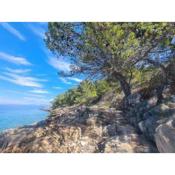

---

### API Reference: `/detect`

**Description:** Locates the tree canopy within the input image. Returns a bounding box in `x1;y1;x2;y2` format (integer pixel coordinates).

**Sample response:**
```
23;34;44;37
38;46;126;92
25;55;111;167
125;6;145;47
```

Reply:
45;22;175;99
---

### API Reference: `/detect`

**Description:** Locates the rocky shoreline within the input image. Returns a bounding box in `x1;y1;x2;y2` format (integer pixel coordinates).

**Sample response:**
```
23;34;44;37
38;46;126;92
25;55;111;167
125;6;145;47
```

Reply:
0;91;175;153
0;105;157;153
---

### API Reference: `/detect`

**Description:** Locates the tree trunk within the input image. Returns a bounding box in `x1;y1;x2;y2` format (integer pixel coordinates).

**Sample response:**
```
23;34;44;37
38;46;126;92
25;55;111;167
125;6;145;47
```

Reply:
113;72;131;97
146;59;167;104
156;67;167;105
156;85;164;105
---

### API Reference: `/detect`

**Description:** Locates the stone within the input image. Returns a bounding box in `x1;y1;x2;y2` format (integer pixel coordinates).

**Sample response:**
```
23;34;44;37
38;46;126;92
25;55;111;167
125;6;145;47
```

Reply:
120;88;175;151
0;106;157;153
103;136;135;153
155;117;175;153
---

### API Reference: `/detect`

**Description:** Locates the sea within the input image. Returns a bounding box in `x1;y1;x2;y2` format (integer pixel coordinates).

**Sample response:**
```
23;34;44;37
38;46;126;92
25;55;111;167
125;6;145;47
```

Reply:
0;105;49;132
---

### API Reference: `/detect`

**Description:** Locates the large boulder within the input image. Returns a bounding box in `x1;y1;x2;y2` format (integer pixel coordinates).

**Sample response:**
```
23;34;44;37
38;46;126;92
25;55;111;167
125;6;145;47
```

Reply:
123;91;175;152
138;103;171;141
155;116;175;153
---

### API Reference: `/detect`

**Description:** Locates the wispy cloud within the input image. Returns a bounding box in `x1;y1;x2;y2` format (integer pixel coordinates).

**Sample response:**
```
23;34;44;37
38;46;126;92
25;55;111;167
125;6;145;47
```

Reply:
67;77;82;83
0;52;31;65
28;23;46;38
0;89;53;105
5;67;31;74
58;77;82;85
59;77;72;85
30;89;49;94
0;71;44;88
0;23;26;41
48;57;71;72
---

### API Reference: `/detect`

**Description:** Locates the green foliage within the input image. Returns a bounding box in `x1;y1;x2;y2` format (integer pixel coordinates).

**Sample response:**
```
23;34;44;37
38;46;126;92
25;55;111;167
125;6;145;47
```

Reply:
95;80;113;96
46;23;175;105
45;22;175;98
52;80;116;109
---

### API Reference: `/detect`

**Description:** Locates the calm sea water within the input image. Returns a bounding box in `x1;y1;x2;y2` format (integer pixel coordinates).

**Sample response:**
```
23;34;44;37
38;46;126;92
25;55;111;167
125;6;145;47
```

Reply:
0;105;48;132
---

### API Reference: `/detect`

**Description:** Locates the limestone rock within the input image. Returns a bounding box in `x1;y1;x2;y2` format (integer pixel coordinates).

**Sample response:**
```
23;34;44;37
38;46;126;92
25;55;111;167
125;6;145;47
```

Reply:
0;106;157;153
155;117;175;153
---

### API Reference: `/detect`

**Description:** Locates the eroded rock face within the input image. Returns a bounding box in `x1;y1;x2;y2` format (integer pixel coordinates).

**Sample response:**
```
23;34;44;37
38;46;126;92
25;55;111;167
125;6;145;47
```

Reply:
155;117;175;153
123;92;175;152
0;106;157;153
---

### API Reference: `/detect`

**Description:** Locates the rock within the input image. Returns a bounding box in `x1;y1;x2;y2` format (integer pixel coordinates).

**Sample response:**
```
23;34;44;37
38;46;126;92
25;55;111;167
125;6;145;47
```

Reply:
102;133;157;153
0;106;157;153
103;136;135;153
106;124;117;136
155;116;175;153
170;95;175;103
138;121;145;133
125;95;175;142
138;103;172;141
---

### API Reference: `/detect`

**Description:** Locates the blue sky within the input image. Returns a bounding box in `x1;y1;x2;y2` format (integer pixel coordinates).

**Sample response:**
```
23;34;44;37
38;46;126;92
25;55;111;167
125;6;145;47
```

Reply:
0;22;82;105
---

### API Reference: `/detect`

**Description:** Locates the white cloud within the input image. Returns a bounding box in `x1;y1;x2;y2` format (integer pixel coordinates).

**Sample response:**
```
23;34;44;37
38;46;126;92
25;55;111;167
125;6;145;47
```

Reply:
30;89;49;94
48;57;71;72
6;67;31;74
0;52;31;65
0;22;26;41
2;89;45;98
58;76;82;85
28;24;46;38
0;71;43;88
59;77;72;85
67;77;82;82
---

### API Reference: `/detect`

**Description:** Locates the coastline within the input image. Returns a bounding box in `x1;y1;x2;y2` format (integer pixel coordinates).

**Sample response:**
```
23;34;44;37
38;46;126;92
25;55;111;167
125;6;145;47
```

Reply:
0;104;48;132
0;105;158;153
